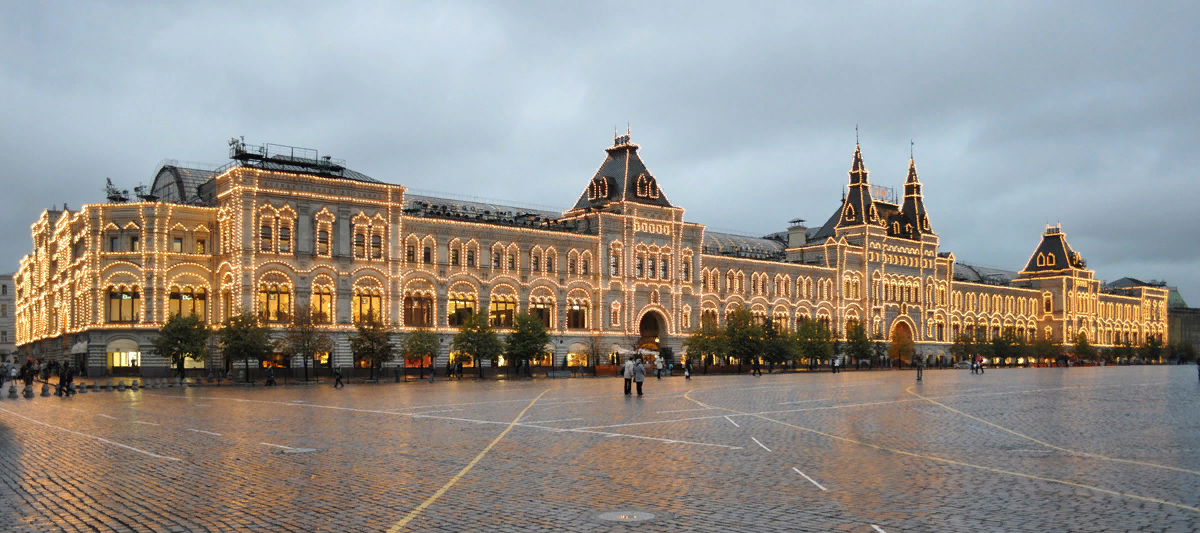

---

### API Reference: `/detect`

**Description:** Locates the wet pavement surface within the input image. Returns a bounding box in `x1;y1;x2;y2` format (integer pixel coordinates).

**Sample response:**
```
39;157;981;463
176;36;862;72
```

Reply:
2;366;1199;532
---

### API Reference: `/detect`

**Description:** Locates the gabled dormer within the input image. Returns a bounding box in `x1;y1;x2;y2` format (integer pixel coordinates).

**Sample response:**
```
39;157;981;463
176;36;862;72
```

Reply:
890;158;933;239
571;131;673;211
1020;225;1088;274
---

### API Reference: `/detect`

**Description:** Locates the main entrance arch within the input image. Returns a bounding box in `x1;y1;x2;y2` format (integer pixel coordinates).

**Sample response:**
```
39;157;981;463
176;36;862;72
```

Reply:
638;311;666;351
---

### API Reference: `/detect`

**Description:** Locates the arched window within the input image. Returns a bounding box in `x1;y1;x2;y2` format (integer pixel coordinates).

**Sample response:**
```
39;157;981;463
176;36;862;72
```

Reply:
168;286;206;322
371;234;383;259
404;293;434;327
354;233;366;259
352;280;383;323
313;282;334;324
317;230;330;256
278;221;292;253
259;222;273;252
107;286;140;323
258;274;291;323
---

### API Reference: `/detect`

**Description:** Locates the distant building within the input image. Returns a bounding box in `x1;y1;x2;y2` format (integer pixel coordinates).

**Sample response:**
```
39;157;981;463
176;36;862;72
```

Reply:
0;273;13;360
14;135;1171;376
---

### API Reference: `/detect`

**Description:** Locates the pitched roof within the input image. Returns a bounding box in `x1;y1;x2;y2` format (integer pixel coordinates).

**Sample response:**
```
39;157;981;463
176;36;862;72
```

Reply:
572;135;673;210
833;145;880;230
150;164;217;204
893;159;932;239
1022;226;1086;273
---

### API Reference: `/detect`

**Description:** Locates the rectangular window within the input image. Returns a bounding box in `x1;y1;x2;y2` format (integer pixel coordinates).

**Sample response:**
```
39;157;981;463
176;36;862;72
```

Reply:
532;255;540;272
489;300;516;328
1;331;6;343
507;254;515;270
354;233;366;258
172;238;183;253
448;298;474;327
195;239;206;254
581;259;589;276
110;237;119;252
279;225;291;253
492;253;501;268
129;236;139;252
406;245;415;262
467;250;475;267
450;249;460;266
530;302;552;328
648;258;657;279
546;257;554;273
371;235;382;259
568;258;576;275
636;258;644;277
610;255;619;276
261;224;273;252
682;260;690;281
660;258;669;280
404;296;433;327
1;304;6;317
567;305;588;329
423;246;432;264
317;230;330;255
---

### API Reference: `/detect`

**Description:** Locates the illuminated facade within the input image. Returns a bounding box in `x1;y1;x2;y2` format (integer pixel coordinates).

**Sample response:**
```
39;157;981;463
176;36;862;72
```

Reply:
14;135;1169;376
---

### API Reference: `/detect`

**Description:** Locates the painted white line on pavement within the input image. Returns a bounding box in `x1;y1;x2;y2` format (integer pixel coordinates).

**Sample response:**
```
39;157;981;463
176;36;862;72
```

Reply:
777;399;829;405
792;467;827;491
751;437;772;452
657;407;716;413
187;429;222;436
724;416;740;427
0;407;180;461
260;442;296;450
871;525;887;533
97;414;118;419
519;418;583;424
410;409;462;414
133;421;160;426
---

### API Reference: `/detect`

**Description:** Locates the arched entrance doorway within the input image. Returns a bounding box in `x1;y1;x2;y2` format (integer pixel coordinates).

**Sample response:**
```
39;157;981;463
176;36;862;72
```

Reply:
105;339;141;376
638;311;665;351
889;321;915;367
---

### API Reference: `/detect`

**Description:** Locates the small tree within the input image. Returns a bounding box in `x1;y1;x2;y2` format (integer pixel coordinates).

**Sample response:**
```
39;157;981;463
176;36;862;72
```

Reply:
795;318;833;369
349;310;395;380
684;321;725;372
151;313;210;379
279;304;333;382
844;320;872;370
1139;335;1163;363
871;335;888;368
888;328;915;367
1071;332;1096;363
1032;335;1059;366
724;307;764;373
402;328;440;379
949;333;974;366
1174;342;1197;363
218;312;275;383
760;320;788;372
582;333;606;374
505;313;550;378
452;312;502;379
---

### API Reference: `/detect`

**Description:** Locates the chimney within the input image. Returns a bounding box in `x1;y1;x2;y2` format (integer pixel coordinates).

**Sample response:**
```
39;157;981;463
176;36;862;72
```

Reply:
787;219;808;248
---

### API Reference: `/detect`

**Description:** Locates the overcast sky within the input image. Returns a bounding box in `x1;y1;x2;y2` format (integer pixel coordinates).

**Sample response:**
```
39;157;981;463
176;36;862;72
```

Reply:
3;1;1198;301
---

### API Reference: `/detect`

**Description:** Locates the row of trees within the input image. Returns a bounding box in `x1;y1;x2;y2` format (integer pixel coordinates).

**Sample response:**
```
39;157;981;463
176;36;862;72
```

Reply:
150;305;558;382
682;308;916;372
948;328;1195;366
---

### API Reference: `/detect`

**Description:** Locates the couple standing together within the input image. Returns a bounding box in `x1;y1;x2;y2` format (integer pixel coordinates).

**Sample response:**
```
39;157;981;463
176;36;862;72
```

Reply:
623;358;645;396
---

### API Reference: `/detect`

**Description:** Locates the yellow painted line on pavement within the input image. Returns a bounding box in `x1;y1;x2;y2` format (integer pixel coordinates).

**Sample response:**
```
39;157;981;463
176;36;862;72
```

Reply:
682;390;1200;514
905;387;1200;477
386;389;549;533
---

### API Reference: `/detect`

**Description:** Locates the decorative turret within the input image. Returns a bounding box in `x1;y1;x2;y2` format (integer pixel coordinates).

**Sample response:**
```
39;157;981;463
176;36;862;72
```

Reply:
892;158;933;239
834;144;881;229
571;129;672;211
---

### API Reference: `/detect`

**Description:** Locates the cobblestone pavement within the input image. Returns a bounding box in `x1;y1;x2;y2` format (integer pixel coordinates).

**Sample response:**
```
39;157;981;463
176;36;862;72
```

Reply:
2;366;1199;532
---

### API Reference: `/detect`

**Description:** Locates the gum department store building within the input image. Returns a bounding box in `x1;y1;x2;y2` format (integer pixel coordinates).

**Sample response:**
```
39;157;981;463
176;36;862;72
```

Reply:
14;135;1169;377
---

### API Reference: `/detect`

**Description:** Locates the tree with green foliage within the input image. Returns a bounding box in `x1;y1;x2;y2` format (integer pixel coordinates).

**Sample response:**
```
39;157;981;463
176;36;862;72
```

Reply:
795;318;834;370
872;335;888;369
1139;335;1163;363
684;321;725;372
279;304;333;382
1031;335;1059;366
949;333;974;366
349;310;395;380
991;327;1027;367
402;328;440;379
760;320;789;372
723;307;764;373
1112;338;1135;364
1071;332;1096;363
151;313;210;379
888;327;916;367
844;320;872;370
1173;342;1196;363
452;312;503;379
505;313;550;378
218;312;276;383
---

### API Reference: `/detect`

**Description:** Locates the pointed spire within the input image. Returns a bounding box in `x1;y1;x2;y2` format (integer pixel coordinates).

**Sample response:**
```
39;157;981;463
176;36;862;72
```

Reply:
848;143;869;185
899;155;932;238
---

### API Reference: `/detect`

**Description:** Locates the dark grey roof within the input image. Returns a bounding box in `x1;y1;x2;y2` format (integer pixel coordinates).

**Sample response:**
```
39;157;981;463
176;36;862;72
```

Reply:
954;262;1019;285
572;137;673;210
405;194;561;220
1022;227;1086;272
229;159;381;184
150;165;217;204
703;231;786;259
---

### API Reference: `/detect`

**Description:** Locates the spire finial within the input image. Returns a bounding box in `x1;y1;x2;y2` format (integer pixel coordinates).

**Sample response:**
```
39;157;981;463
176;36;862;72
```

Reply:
910;139;914;160
627;122;631;136
855;124;859;145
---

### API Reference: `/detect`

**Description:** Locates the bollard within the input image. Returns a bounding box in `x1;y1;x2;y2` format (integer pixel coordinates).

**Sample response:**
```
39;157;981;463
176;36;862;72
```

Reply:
78;383;87;394
69;383;77;394
7;384;16;399
117;381;126;392
41;383;51;397
131;381;139;391
166;378;174;388
149;379;156;389
159;378;166;388
105;380;112;392
24;385;34;399
181;378;188;388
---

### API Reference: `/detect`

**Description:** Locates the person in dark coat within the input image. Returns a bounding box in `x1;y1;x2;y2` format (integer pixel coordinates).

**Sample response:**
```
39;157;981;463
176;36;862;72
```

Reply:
915;354;925;382
752;358;762;376
634;359;646;396
623;358;634;396
333;366;345;388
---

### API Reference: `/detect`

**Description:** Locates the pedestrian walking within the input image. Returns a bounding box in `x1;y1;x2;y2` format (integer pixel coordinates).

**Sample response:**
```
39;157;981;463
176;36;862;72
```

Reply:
62;365;75;397
832;357;840;374
264;366;277;387
634;359;646;396
977;355;985;374
333;366;345;388
655;358;663;380
684;361;692;380
916;353;925;382
752;358;762;376
623;358;634;396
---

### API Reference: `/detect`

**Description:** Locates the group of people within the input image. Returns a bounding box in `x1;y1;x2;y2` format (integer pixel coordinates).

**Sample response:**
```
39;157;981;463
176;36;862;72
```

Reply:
0;358;78;396
970;355;986;375
622;357;693;395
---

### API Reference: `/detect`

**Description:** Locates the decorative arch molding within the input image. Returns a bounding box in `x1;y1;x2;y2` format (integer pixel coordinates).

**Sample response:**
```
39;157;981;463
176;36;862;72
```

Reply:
634;305;672;336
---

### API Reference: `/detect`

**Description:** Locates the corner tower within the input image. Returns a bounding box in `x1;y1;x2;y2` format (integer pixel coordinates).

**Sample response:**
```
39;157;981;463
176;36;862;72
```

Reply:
891;158;933;239
834;144;882;229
